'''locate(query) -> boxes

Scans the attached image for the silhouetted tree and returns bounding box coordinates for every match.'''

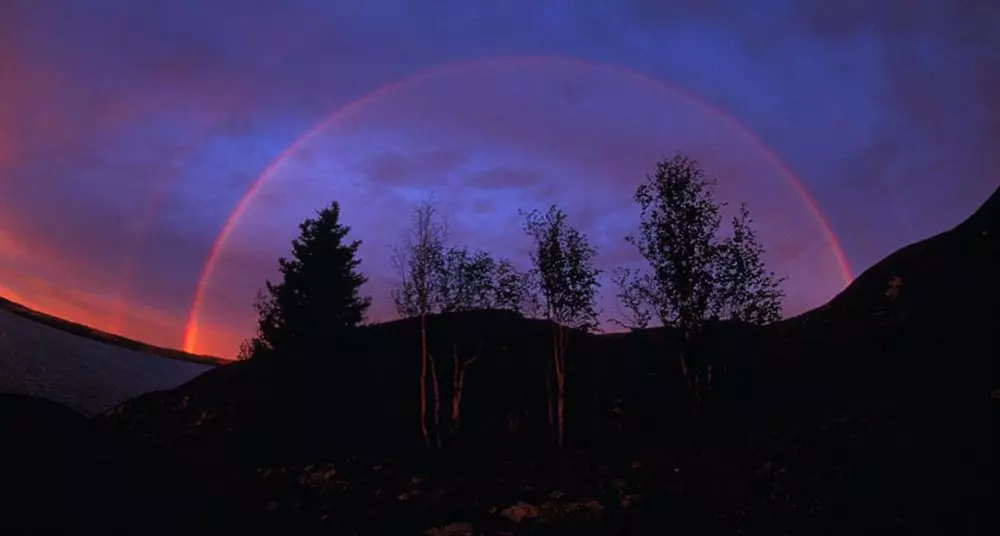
[437,247,493,312]
[437,246,534,314]
[625,154,785,405]
[235,290,273,361]
[391,199,446,449]
[717,204,785,324]
[493,258,539,315]
[243,201,370,360]
[522,205,601,447]
[610,267,654,331]
[236,331,269,361]
[433,246,534,434]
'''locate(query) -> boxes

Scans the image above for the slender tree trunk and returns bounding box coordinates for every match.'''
[451,342,478,434]
[558,327,569,447]
[551,322,568,448]
[545,366,554,431]
[420,314,430,449]
[428,351,442,449]
[679,326,704,411]
[556,362,565,447]
[452,345,461,431]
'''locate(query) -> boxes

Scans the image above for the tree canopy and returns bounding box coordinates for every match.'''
[243,201,371,360]
[625,154,785,331]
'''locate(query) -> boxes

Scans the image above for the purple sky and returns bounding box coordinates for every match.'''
[1,0,997,358]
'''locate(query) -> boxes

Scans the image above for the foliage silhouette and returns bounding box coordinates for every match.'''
[521,204,602,446]
[241,201,371,361]
[96,183,999,536]
[624,154,785,405]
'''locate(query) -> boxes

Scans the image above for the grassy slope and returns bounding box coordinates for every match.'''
[0,296,226,367]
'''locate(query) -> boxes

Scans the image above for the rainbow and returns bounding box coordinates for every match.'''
[182,55,853,355]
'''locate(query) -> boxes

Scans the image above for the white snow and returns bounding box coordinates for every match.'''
[0,307,211,415]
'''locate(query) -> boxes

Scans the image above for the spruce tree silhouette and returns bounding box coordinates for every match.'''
[251,201,371,360]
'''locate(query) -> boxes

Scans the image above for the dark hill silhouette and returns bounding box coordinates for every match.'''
[0,394,277,535]
[13,185,996,534]
[105,187,1000,459]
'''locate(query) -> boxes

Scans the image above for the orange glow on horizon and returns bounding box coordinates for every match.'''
[0,245,184,352]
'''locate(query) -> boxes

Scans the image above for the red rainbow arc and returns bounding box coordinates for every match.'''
[182,55,854,356]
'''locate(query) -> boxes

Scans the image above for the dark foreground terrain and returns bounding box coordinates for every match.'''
[2,187,997,535]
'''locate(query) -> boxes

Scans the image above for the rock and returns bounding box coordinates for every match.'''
[424,521,474,536]
[542,500,603,519]
[885,276,904,300]
[500,502,542,522]
[621,494,642,508]
[397,490,419,501]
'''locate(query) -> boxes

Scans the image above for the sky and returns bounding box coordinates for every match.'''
[1,0,997,359]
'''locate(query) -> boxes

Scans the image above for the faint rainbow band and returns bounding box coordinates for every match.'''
[182,55,854,355]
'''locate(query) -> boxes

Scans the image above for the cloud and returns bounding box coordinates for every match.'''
[2,0,996,357]
[361,147,471,187]
[471,166,546,190]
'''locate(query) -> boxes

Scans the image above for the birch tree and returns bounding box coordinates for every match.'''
[435,246,533,433]
[522,205,601,447]
[391,199,446,449]
[610,267,654,331]
[625,154,785,406]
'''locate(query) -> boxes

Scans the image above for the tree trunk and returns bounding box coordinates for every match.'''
[420,314,430,449]
[556,363,565,447]
[545,366,554,431]
[451,345,461,431]
[551,323,568,448]
[429,351,442,449]
[451,342,478,434]
[679,327,704,411]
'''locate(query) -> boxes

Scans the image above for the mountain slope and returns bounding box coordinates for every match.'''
[0,304,214,414]
[0,296,225,366]
[97,186,999,534]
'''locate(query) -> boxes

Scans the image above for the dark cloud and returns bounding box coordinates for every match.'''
[471,197,498,214]
[361,148,471,187]
[472,166,546,190]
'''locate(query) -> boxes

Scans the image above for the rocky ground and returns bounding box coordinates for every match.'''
[131,399,987,535]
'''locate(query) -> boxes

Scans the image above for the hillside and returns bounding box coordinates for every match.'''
[1,393,276,535]
[0,305,215,414]
[49,185,1000,533]
[0,296,226,366]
